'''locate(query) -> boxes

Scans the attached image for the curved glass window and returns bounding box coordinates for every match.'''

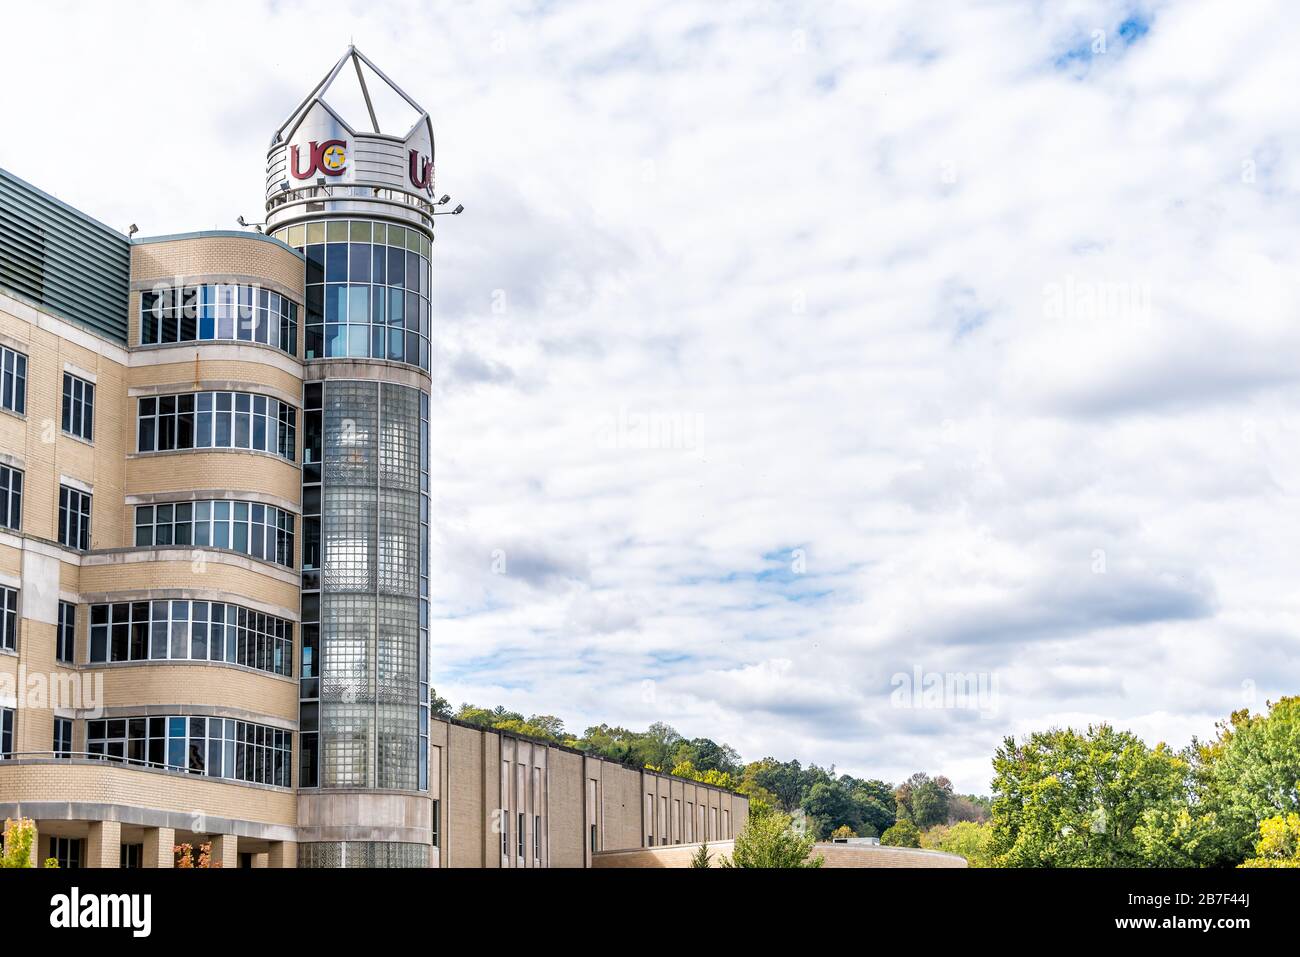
[134,500,295,568]
[272,220,430,371]
[137,391,296,462]
[140,283,298,355]
[89,599,293,676]
[87,714,291,787]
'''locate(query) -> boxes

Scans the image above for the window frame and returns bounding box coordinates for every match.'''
[57,600,75,664]
[0,346,27,416]
[0,464,22,531]
[0,587,17,653]
[57,485,91,551]
[60,372,95,443]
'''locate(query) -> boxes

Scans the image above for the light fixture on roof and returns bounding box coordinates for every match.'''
[127,224,138,237]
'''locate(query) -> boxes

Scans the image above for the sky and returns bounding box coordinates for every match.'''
[3,0,1299,793]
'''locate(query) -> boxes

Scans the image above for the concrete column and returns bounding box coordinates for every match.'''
[85,820,122,868]
[267,841,297,869]
[209,833,239,869]
[250,852,269,868]
[142,826,174,868]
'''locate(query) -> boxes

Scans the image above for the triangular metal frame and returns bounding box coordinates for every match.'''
[270,45,434,156]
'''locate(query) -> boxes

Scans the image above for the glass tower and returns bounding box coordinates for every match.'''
[265,47,437,866]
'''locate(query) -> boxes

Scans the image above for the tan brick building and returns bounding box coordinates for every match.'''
[0,48,746,868]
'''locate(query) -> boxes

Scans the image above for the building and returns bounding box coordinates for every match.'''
[0,47,746,868]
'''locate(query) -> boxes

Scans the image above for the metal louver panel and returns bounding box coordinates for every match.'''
[0,167,130,345]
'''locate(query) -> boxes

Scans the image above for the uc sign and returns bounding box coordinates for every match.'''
[409,150,432,190]
[291,140,348,179]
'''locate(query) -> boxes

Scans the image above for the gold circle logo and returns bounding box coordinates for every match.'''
[323,145,346,170]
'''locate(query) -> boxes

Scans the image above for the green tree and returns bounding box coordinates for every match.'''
[881,819,922,848]
[1239,813,1300,868]
[746,758,806,812]
[0,818,35,868]
[990,724,1187,867]
[895,772,953,829]
[719,812,823,868]
[689,842,713,868]
[931,820,994,866]
[801,779,860,839]
[429,688,452,719]
[1190,698,1300,866]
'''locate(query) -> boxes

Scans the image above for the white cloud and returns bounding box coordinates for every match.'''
[6,0,1299,792]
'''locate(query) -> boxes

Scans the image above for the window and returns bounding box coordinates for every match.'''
[0,464,21,530]
[0,708,12,757]
[140,283,298,355]
[274,219,430,370]
[534,815,541,861]
[134,500,295,568]
[137,391,297,462]
[87,715,291,787]
[61,373,94,442]
[431,799,440,848]
[54,717,73,757]
[50,837,82,869]
[0,587,16,652]
[0,346,26,415]
[58,485,91,550]
[57,601,75,664]
[88,600,293,676]
[518,811,525,858]
[121,844,143,868]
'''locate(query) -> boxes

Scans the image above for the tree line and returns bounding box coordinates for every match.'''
[435,691,1300,868]
[434,691,989,849]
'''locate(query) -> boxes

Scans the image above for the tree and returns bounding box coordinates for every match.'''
[746,758,806,812]
[830,825,856,840]
[689,842,713,868]
[801,779,860,839]
[1240,814,1300,868]
[895,772,953,830]
[990,724,1187,867]
[1188,698,1300,866]
[847,777,896,836]
[719,812,823,868]
[429,688,452,719]
[947,793,992,824]
[0,818,35,868]
[931,820,994,866]
[881,820,921,848]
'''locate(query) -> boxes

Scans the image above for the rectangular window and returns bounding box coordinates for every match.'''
[57,601,75,664]
[54,717,73,757]
[61,373,94,442]
[0,464,21,531]
[0,587,16,652]
[57,485,91,550]
[50,837,82,869]
[121,844,143,868]
[142,284,297,356]
[431,799,440,848]
[133,501,293,568]
[0,346,27,415]
[0,708,12,757]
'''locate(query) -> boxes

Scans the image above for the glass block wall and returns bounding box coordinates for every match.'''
[298,841,429,868]
[299,377,430,792]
